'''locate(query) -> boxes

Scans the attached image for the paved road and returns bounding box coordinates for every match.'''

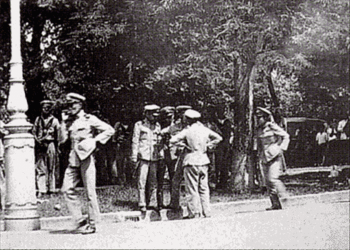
[1,201,349,249]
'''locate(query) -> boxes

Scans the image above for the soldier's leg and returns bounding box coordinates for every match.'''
[124,159,133,184]
[215,147,224,189]
[183,165,200,218]
[156,160,166,208]
[116,154,125,184]
[138,160,149,210]
[147,161,158,208]
[107,145,118,184]
[36,153,48,195]
[198,165,210,217]
[220,146,230,188]
[169,157,184,209]
[266,157,286,210]
[81,156,100,225]
[47,143,57,193]
[167,159,176,190]
[268,156,287,197]
[62,165,84,227]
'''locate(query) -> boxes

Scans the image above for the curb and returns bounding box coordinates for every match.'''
[1,190,349,231]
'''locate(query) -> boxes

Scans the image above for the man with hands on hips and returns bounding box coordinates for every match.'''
[60,93,114,234]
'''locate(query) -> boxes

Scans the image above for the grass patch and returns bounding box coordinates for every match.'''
[1,171,349,218]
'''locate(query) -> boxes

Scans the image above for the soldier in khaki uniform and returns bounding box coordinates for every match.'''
[131,104,164,211]
[164,105,191,209]
[256,107,290,210]
[60,93,114,234]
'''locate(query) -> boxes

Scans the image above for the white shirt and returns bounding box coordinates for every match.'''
[170,121,222,166]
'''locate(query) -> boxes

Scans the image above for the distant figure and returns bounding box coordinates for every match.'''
[256,107,290,211]
[336,114,350,164]
[60,93,114,234]
[327,121,338,142]
[201,108,221,189]
[131,104,164,211]
[337,115,349,140]
[315,123,328,166]
[326,120,339,165]
[214,107,233,190]
[170,109,222,219]
[112,110,133,185]
[33,100,60,198]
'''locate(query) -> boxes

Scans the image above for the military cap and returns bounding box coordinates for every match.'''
[66,92,86,103]
[184,109,201,119]
[161,106,175,113]
[144,104,160,111]
[40,100,54,106]
[176,105,192,112]
[161,106,175,116]
[256,107,272,116]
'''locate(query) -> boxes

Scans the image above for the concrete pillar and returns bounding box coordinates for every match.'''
[4,0,40,231]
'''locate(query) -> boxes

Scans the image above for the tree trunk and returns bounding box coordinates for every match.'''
[229,61,255,193]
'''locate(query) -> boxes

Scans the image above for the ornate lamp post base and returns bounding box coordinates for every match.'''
[4,128,40,231]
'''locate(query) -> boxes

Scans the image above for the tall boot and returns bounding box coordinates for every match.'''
[266,194,282,210]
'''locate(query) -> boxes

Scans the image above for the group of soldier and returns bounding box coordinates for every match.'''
[0,91,291,234]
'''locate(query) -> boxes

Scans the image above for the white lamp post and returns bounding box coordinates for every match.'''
[4,0,40,230]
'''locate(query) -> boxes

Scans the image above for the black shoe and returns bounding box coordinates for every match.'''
[183,213,200,219]
[37,192,47,199]
[267,194,282,210]
[266,206,282,211]
[75,218,88,229]
[77,224,96,234]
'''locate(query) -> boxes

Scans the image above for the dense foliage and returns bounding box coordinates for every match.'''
[0,0,349,190]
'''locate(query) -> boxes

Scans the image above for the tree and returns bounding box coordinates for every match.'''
[289,0,350,120]
[128,0,304,191]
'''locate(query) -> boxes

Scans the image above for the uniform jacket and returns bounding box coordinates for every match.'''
[131,119,163,162]
[170,121,222,166]
[33,114,60,151]
[161,119,185,160]
[60,110,115,165]
[113,121,133,153]
[257,121,290,164]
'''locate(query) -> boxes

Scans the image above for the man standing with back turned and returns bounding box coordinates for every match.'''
[170,109,222,219]
[60,93,114,234]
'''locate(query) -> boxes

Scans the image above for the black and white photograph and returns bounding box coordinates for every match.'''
[0,0,349,248]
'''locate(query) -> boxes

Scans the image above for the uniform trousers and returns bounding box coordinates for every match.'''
[169,155,184,209]
[36,142,57,193]
[138,160,162,208]
[184,164,210,217]
[263,154,287,197]
[62,156,100,227]
[215,143,231,188]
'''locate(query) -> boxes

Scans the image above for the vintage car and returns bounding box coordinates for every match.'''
[282,117,326,168]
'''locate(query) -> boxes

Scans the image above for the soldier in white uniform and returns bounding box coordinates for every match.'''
[60,93,114,234]
[131,104,164,212]
[170,110,222,218]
